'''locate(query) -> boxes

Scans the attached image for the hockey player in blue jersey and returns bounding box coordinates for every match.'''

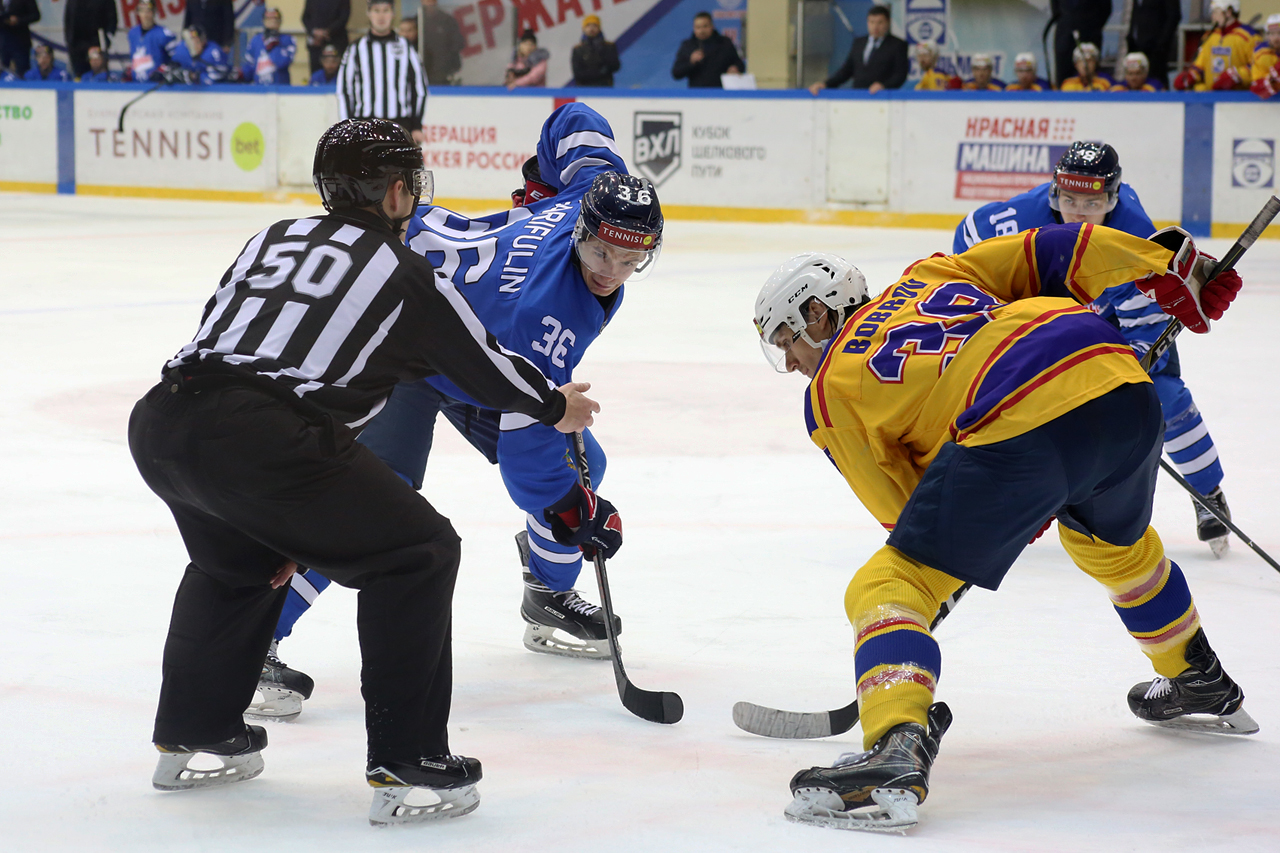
[249,104,661,720]
[955,142,1233,556]
[126,1,177,83]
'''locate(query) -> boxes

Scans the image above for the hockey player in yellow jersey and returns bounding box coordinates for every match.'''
[1059,42,1111,91]
[913,41,959,90]
[1004,52,1049,91]
[1248,15,1279,98]
[961,53,1004,90]
[753,224,1251,833]
[1174,0,1257,91]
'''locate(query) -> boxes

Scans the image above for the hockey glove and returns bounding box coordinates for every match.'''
[1212,68,1241,91]
[1138,227,1243,334]
[1252,67,1280,100]
[544,483,622,560]
[1173,67,1201,91]
[511,156,557,208]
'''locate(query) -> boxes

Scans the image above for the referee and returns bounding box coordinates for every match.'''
[128,119,598,825]
[338,0,428,142]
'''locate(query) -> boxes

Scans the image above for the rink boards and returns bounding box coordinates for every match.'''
[0,83,1276,238]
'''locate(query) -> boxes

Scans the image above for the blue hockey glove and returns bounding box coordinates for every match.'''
[544,484,623,560]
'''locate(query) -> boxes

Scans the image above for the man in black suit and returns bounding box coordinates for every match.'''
[64,0,117,78]
[672,11,743,88]
[809,4,908,95]
[1051,0,1113,88]
[184,0,235,50]
[1126,0,1179,86]
[0,0,40,76]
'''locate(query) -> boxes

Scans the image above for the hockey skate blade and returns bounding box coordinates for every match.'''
[152,750,265,791]
[784,787,919,833]
[369,784,480,826]
[244,686,303,722]
[522,623,613,660]
[1144,707,1260,736]
[1208,535,1230,559]
[733,701,836,739]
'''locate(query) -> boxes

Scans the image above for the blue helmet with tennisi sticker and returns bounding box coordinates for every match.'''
[1050,141,1122,214]
[574,172,664,282]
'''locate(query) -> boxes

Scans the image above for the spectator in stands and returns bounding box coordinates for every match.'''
[81,45,119,82]
[24,43,72,81]
[310,42,340,85]
[1126,0,1179,86]
[1060,42,1110,90]
[673,10,743,89]
[63,0,116,79]
[1005,52,1050,90]
[913,41,959,90]
[506,29,548,89]
[572,14,619,87]
[963,53,1004,90]
[808,5,907,95]
[184,0,234,51]
[242,7,296,85]
[398,15,417,46]
[1052,0,1112,88]
[1174,0,1255,91]
[173,24,230,84]
[420,0,463,85]
[1110,52,1161,91]
[126,1,177,83]
[304,0,351,75]
[1,0,40,77]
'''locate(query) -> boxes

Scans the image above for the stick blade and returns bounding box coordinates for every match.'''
[621,682,683,724]
[732,701,837,739]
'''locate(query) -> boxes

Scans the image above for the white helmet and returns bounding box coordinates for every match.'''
[754,252,868,373]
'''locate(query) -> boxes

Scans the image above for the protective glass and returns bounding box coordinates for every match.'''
[758,322,802,373]
[574,227,661,283]
[407,168,434,206]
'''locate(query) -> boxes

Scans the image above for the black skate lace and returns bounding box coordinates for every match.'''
[1144,676,1174,700]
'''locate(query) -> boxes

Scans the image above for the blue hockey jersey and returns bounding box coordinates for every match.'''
[172,41,230,85]
[242,32,296,85]
[127,24,178,82]
[953,181,1172,363]
[404,103,629,513]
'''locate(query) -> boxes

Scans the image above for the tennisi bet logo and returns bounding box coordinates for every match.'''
[598,221,655,248]
[953,115,1074,200]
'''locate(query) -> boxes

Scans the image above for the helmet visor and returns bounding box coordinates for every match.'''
[575,227,661,283]
[757,321,800,374]
[409,168,434,206]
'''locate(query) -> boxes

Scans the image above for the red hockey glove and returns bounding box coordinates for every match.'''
[544,484,623,560]
[1173,68,1201,91]
[946,75,963,90]
[1212,68,1241,90]
[264,37,281,52]
[1252,67,1280,99]
[1139,227,1243,333]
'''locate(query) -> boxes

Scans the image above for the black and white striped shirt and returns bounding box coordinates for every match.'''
[336,32,429,129]
[167,210,565,430]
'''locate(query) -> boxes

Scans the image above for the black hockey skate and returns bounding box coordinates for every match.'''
[785,702,952,833]
[1193,487,1231,558]
[516,530,621,660]
[1128,628,1258,735]
[245,639,315,722]
[367,755,483,826]
[153,725,268,791]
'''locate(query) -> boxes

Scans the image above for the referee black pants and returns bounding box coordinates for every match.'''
[128,379,461,765]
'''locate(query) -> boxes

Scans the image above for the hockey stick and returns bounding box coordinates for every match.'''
[1138,194,1280,373]
[1156,459,1280,574]
[731,582,971,739]
[117,82,166,133]
[569,432,684,725]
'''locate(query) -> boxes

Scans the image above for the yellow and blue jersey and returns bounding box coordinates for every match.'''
[915,69,956,90]
[804,224,1171,529]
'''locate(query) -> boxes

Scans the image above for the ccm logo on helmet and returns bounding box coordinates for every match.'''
[599,221,655,248]
[1057,173,1106,193]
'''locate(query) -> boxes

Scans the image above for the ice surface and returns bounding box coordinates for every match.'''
[2,194,1278,851]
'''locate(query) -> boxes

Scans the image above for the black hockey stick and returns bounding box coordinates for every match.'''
[731,582,971,739]
[117,82,165,133]
[1156,459,1280,574]
[1138,194,1280,372]
[569,432,683,725]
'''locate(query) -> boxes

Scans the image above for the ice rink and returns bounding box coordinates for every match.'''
[2,193,1278,852]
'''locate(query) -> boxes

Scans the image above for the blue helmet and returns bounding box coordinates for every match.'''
[1049,141,1121,215]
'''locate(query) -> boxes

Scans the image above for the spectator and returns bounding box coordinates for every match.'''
[63,0,116,79]
[1126,0,1179,86]
[808,5,908,95]
[1005,52,1051,90]
[913,42,960,90]
[505,29,548,89]
[1174,0,1254,91]
[1059,42,1110,90]
[398,15,416,46]
[81,44,120,81]
[1,0,40,77]
[673,11,743,88]
[242,7,295,85]
[420,0,463,85]
[310,42,340,85]
[24,43,72,80]
[126,1,177,83]
[962,53,1004,90]
[337,0,427,141]
[1111,52,1161,91]
[303,0,351,75]
[1051,0,1112,88]
[572,14,619,87]
[172,25,230,84]
[184,0,235,51]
